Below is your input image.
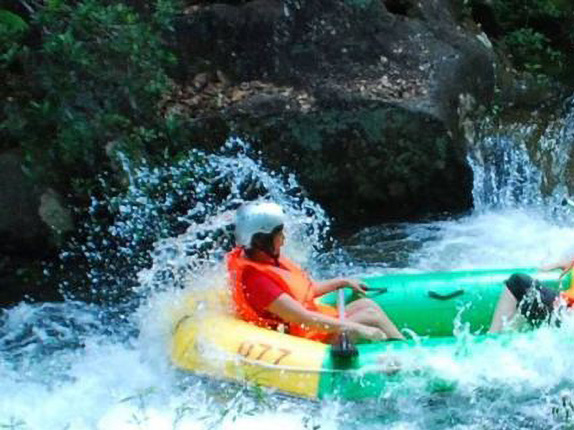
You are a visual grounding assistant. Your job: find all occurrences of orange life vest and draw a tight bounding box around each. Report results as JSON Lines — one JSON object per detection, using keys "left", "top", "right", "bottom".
{"left": 560, "top": 272, "right": 574, "bottom": 306}
{"left": 226, "top": 247, "right": 336, "bottom": 341}
{"left": 561, "top": 289, "right": 574, "bottom": 307}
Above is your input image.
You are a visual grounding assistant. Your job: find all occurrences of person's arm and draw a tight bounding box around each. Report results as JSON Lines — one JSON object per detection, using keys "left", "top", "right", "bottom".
{"left": 540, "top": 257, "right": 574, "bottom": 278}
{"left": 267, "top": 293, "right": 385, "bottom": 341}
{"left": 313, "top": 278, "right": 367, "bottom": 297}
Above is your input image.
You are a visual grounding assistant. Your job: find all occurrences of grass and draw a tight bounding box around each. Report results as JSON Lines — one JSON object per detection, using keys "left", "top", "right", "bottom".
{"left": 552, "top": 390, "right": 574, "bottom": 428}
{"left": 0, "top": 418, "right": 27, "bottom": 430}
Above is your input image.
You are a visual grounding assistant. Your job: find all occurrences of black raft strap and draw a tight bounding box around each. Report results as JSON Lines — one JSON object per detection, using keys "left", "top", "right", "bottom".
{"left": 428, "top": 289, "right": 465, "bottom": 300}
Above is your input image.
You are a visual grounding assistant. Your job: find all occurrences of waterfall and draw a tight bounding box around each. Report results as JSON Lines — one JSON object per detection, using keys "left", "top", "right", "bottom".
{"left": 468, "top": 98, "right": 574, "bottom": 212}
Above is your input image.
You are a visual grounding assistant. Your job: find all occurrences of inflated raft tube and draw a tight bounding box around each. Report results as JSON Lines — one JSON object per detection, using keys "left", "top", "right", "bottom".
{"left": 171, "top": 268, "right": 570, "bottom": 400}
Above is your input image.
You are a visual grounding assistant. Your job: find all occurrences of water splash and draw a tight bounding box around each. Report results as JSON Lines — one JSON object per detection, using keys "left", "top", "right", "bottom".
{"left": 1, "top": 138, "right": 337, "bottom": 430}
{"left": 4, "top": 111, "right": 574, "bottom": 429}
{"left": 0, "top": 301, "right": 109, "bottom": 375}
{"left": 468, "top": 129, "right": 544, "bottom": 210}
{"left": 60, "top": 137, "right": 330, "bottom": 306}
{"left": 468, "top": 99, "right": 574, "bottom": 213}
{"left": 135, "top": 138, "right": 331, "bottom": 301}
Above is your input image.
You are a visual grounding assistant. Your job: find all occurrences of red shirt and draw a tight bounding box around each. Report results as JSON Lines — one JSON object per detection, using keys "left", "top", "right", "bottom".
{"left": 240, "top": 254, "right": 289, "bottom": 324}
{"left": 242, "top": 266, "right": 284, "bottom": 311}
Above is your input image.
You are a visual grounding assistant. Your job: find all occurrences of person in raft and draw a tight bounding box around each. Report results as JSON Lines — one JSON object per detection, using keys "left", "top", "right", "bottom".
{"left": 227, "top": 201, "right": 405, "bottom": 343}
{"left": 488, "top": 257, "right": 574, "bottom": 333}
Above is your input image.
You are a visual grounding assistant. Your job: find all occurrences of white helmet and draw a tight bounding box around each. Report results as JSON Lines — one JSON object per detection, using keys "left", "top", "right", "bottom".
{"left": 235, "top": 202, "right": 286, "bottom": 248}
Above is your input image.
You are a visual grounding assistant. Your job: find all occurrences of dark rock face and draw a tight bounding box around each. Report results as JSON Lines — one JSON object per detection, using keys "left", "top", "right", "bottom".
{"left": 1, "top": 0, "right": 497, "bottom": 304}
{"left": 0, "top": 150, "right": 45, "bottom": 256}
{"left": 234, "top": 103, "right": 472, "bottom": 221}
{"left": 0, "top": 150, "right": 71, "bottom": 305}
{"left": 0, "top": 150, "right": 73, "bottom": 255}
{"left": 170, "top": 0, "right": 495, "bottom": 222}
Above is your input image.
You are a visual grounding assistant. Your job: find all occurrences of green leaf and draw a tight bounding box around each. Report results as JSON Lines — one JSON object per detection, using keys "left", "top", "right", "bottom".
{"left": 47, "top": 0, "right": 64, "bottom": 11}
{"left": 0, "top": 10, "right": 29, "bottom": 34}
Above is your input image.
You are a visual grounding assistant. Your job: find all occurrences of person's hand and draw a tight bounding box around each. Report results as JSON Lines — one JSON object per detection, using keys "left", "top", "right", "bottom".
{"left": 540, "top": 258, "right": 574, "bottom": 278}
{"left": 559, "top": 260, "right": 574, "bottom": 279}
{"left": 340, "top": 279, "right": 367, "bottom": 296}
{"left": 540, "top": 262, "right": 564, "bottom": 271}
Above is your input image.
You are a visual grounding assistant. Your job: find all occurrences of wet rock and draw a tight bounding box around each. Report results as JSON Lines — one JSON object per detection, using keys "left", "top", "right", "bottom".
{"left": 0, "top": 151, "right": 73, "bottom": 253}
{"left": 168, "top": 0, "right": 494, "bottom": 222}
{"left": 501, "top": 74, "right": 568, "bottom": 111}
{"left": 0, "top": 255, "right": 62, "bottom": 306}
{"left": 0, "top": 150, "right": 45, "bottom": 255}
{"left": 39, "top": 189, "right": 74, "bottom": 238}
{"left": 0, "top": 151, "right": 68, "bottom": 305}
{"left": 0, "top": 151, "right": 74, "bottom": 305}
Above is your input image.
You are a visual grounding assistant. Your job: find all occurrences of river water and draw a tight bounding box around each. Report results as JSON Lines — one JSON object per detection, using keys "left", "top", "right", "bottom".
{"left": 2, "top": 103, "right": 574, "bottom": 429}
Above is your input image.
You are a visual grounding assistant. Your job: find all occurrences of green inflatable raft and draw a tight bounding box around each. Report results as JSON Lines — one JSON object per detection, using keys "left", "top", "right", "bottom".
{"left": 172, "top": 267, "right": 570, "bottom": 400}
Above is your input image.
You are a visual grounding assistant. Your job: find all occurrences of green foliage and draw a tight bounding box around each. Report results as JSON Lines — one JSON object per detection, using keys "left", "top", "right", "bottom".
{"left": 0, "top": 9, "right": 28, "bottom": 34}
{"left": 0, "top": 416, "right": 28, "bottom": 430}
{"left": 502, "top": 28, "right": 562, "bottom": 74}
{"left": 483, "top": 0, "right": 574, "bottom": 82}
{"left": 491, "top": 0, "right": 564, "bottom": 24}
{"left": 0, "top": 10, "right": 28, "bottom": 71}
{"left": 552, "top": 391, "right": 574, "bottom": 428}
{"left": 1, "top": 0, "right": 182, "bottom": 191}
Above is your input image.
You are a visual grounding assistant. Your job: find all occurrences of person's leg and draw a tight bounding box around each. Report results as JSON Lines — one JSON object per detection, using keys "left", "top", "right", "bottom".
{"left": 518, "top": 282, "right": 558, "bottom": 326}
{"left": 488, "top": 273, "right": 557, "bottom": 333}
{"left": 488, "top": 285, "right": 518, "bottom": 333}
{"left": 346, "top": 298, "right": 405, "bottom": 340}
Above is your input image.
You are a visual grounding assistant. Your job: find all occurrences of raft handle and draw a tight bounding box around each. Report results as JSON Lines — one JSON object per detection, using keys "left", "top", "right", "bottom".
{"left": 363, "top": 287, "right": 388, "bottom": 296}
{"left": 428, "top": 289, "right": 464, "bottom": 300}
